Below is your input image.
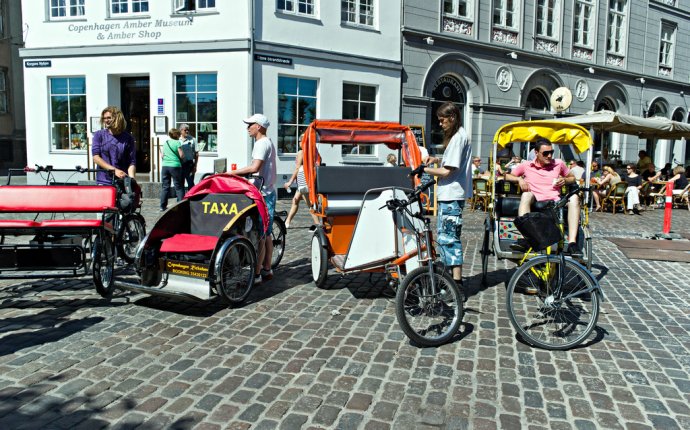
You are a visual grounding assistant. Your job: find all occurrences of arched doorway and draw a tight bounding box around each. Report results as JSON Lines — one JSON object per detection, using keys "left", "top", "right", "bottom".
{"left": 430, "top": 75, "right": 466, "bottom": 153}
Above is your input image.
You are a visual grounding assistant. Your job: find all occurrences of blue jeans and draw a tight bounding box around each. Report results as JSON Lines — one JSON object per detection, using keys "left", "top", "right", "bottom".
{"left": 437, "top": 200, "right": 465, "bottom": 267}
{"left": 160, "top": 166, "right": 184, "bottom": 210}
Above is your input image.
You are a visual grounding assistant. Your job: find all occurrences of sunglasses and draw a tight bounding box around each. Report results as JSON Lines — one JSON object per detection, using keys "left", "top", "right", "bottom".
{"left": 540, "top": 150, "right": 554, "bottom": 157}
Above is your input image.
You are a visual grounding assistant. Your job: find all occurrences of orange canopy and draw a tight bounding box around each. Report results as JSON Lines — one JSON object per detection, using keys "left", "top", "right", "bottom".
{"left": 301, "top": 120, "right": 423, "bottom": 205}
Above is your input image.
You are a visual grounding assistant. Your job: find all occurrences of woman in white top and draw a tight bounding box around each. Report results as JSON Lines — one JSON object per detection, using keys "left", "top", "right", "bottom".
{"left": 284, "top": 148, "right": 319, "bottom": 228}
{"left": 592, "top": 165, "right": 620, "bottom": 211}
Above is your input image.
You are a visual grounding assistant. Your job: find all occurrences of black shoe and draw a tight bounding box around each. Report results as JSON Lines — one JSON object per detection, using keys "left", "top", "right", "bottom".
{"left": 565, "top": 242, "right": 583, "bottom": 257}
{"left": 633, "top": 207, "right": 640, "bottom": 215}
{"left": 510, "top": 238, "right": 530, "bottom": 251}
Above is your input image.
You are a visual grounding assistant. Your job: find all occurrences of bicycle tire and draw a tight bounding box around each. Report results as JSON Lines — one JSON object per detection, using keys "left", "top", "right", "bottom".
{"left": 506, "top": 256, "right": 599, "bottom": 350}
{"left": 117, "top": 214, "right": 146, "bottom": 264}
{"left": 92, "top": 234, "right": 116, "bottom": 298}
{"left": 395, "top": 265, "right": 463, "bottom": 347}
{"left": 216, "top": 237, "right": 257, "bottom": 305}
{"left": 270, "top": 215, "right": 286, "bottom": 269}
{"left": 310, "top": 232, "right": 328, "bottom": 289}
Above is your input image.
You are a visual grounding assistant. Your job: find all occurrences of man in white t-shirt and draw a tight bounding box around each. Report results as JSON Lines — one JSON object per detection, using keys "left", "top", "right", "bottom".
{"left": 230, "top": 113, "right": 277, "bottom": 284}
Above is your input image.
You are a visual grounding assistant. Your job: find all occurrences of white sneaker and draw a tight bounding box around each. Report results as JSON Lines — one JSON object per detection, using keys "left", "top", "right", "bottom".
{"left": 254, "top": 274, "right": 262, "bottom": 285}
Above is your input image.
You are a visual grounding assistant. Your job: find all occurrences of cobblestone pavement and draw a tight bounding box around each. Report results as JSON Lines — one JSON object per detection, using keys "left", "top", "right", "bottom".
{"left": 1, "top": 197, "right": 689, "bottom": 429}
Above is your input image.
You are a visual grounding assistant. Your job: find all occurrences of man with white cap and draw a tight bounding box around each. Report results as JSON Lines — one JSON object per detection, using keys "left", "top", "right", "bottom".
{"left": 231, "top": 113, "right": 277, "bottom": 284}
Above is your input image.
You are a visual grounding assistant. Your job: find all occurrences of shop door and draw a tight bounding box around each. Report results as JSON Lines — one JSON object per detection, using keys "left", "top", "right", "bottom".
{"left": 121, "top": 77, "right": 150, "bottom": 173}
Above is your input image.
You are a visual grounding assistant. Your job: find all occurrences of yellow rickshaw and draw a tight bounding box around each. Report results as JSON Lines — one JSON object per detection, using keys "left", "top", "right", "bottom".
{"left": 480, "top": 120, "right": 594, "bottom": 285}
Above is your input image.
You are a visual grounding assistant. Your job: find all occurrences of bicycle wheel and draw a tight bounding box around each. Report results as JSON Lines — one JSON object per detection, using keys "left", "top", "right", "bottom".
{"left": 270, "top": 215, "right": 286, "bottom": 269}
{"left": 117, "top": 214, "right": 146, "bottom": 264}
{"left": 395, "top": 265, "right": 464, "bottom": 347}
{"left": 92, "top": 234, "right": 116, "bottom": 298}
{"left": 310, "top": 231, "right": 328, "bottom": 289}
{"left": 217, "top": 237, "right": 257, "bottom": 305}
{"left": 506, "top": 256, "right": 599, "bottom": 350}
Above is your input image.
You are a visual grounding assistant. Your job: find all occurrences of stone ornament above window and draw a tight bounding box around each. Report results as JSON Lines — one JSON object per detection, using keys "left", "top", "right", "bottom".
{"left": 443, "top": 17, "right": 473, "bottom": 36}
{"left": 606, "top": 54, "right": 624, "bottom": 67}
{"left": 573, "top": 48, "right": 593, "bottom": 61}
{"left": 575, "top": 79, "right": 589, "bottom": 102}
{"left": 658, "top": 66, "right": 672, "bottom": 77}
{"left": 492, "top": 29, "right": 518, "bottom": 45}
{"left": 495, "top": 66, "right": 513, "bottom": 92}
{"left": 536, "top": 38, "right": 558, "bottom": 54}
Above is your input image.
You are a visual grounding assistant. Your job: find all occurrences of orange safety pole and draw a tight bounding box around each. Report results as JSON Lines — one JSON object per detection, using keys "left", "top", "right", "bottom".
{"left": 663, "top": 181, "right": 674, "bottom": 234}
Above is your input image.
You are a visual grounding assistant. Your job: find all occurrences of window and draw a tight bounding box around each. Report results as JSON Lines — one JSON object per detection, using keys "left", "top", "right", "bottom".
{"left": 443, "top": 0, "right": 472, "bottom": 19}
{"left": 50, "top": 0, "right": 85, "bottom": 19}
{"left": 174, "top": 0, "right": 215, "bottom": 13}
{"left": 659, "top": 22, "right": 676, "bottom": 72}
{"left": 342, "top": 0, "right": 374, "bottom": 27}
{"left": 0, "top": 70, "right": 7, "bottom": 114}
{"left": 0, "top": 0, "right": 4, "bottom": 37}
{"left": 573, "top": 0, "right": 594, "bottom": 47}
{"left": 342, "top": 83, "right": 376, "bottom": 156}
{"left": 49, "top": 77, "right": 87, "bottom": 151}
{"left": 536, "top": 0, "right": 558, "bottom": 39}
{"left": 606, "top": 0, "right": 627, "bottom": 56}
{"left": 278, "top": 0, "right": 315, "bottom": 16}
{"left": 175, "top": 73, "right": 217, "bottom": 152}
{"left": 277, "top": 76, "right": 317, "bottom": 154}
{"left": 493, "top": 0, "right": 519, "bottom": 29}
{"left": 110, "top": 0, "right": 149, "bottom": 15}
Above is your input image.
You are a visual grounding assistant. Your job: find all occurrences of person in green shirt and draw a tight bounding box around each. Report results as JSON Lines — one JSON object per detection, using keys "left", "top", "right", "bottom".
{"left": 160, "top": 128, "right": 185, "bottom": 211}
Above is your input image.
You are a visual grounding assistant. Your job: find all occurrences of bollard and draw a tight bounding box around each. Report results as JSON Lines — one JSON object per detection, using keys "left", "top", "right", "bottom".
{"left": 663, "top": 181, "right": 674, "bottom": 234}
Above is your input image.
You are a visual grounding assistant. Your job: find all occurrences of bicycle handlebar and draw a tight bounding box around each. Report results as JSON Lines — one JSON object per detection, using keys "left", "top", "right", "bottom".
{"left": 383, "top": 179, "right": 436, "bottom": 212}
{"left": 552, "top": 185, "right": 589, "bottom": 209}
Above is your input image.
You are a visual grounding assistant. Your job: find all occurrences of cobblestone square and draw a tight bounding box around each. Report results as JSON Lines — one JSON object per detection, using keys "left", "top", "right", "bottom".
{"left": 0, "top": 198, "right": 689, "bottom": 429}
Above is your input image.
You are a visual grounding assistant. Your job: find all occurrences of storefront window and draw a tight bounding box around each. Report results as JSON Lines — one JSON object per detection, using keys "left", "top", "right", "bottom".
{"left": 277, "top": 76, "right": 317, "bottom": 154}
{"left": 175, "top": 73, "right": 217, "bottom": 152}
{"left": 110, "top": 0, "right": 149, "bottom": 15}
{"left": 174, "top": 0, "right": 215, "bottom": 12}
{"left": 49, "top": 77, "right": 87, "bottom": 151}
{"left": 0, "top": 70, "right": 7, "bottom": 114}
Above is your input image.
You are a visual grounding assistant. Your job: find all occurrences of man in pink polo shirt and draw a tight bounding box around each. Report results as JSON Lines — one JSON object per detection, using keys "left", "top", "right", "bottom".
{"left": 505, "top": 138, "right": 581, "bottom": 255}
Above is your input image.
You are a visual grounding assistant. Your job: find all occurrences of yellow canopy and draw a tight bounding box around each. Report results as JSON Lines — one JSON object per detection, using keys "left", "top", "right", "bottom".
{"left": 493, "top": 120, "right": 593, "bottom": 154}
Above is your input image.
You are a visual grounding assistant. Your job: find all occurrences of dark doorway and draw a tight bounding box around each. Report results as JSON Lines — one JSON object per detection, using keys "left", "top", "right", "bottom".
{"left": 430, "top": 75, "right": 465, "bottom": 156}
{"left": 121, "top": 77, "right": 150, "bottom": 173}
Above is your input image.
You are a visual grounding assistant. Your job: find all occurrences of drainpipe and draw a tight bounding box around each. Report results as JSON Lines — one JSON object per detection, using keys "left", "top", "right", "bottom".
{"left": 247, "top": 0, "right": 255, "bottom": 164}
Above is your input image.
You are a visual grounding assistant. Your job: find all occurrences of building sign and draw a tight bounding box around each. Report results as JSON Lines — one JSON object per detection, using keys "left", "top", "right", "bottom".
{"left": 254, "top": 54, "right": 293, "bottom": 65}
{"left": 157, "top": 98, "right": 164, "bottom": 115}
{"left": 66, "top": 19, "right": 193, "bottom": 42}
{"left": 25, "top": 60, "right": 52, "bottom": 68}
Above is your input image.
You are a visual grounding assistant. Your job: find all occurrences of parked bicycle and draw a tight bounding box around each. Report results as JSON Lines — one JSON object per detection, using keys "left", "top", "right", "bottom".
{"left": 506, "top": 185, "right": 604, "bottom": 350}
{"left": 383, "top": 179, "right": 464, "bottom": 347}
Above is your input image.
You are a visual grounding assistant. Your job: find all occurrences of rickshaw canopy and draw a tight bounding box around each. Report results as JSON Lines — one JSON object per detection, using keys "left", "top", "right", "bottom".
{"left": 301, "top": 120, "right": 423, "bottom": 205}
{"left": 493, "top": 120, "right": 593, "bottom": 154}
{"left": 185, "top": 173, "right": 269, "bottom": 233}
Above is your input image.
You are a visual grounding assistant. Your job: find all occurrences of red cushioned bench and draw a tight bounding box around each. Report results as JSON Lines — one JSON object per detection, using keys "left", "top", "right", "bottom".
{"left": 0, "top": 185, "right": 117, "bottom": 277}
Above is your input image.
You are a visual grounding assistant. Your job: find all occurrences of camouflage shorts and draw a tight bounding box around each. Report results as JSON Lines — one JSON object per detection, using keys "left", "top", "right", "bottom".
{"left": 437, "top": 200, "right": 465, "bottom": 267}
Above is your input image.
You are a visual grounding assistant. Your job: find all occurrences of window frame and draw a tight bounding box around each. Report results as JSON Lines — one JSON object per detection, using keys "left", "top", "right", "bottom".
{"left": 173, "top": 0, "right": 216, "bottom": 13}
{"left": 606, "top": 0, "right": 628, "bottom": 57}
{"left": 572, "top": 0, "right": 595, "bottom": 49}
{"left": 659, "top": 21, "right": 676, "bottom": 69}
{"left": 443, "top": 0, "right": 473, "bottom": 20}
{"left": 49, "top": 76, "right": 87, "bottom": 152}
{"left": 49, "top": 0, "right": 86, "bottom": 20}
{"left": 341, "top": 82, "right": 377, "bottom": 157}
{"left": 535, "top": 0, "right": 560, "bottom": 40}
{"left": 109, "top": 0, "right": 150, "bottom": 16}
{"left": 174, "top": 72, "right": 218, "bottom": 153}
{"left": 277, "top": 0, "right": 317, "bottom": 17}
{"left": 277, "top": 75, "right": 318, "bottom": 155}
{"left": 341, "top": 0, "right": 375, "bottom": 29}
{"left": 492, "top": 0, "right": 520, "bottom": 31}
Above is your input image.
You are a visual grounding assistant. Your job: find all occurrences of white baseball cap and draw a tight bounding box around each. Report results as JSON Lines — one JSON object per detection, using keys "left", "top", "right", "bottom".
{"left": 243, "top": 113, "right": 270, "bottom": 128}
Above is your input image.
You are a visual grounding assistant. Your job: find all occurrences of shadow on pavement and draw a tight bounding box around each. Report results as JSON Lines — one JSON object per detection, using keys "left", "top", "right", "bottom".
{"left": 0, "top": 315, "right": 104, "bottom": 356}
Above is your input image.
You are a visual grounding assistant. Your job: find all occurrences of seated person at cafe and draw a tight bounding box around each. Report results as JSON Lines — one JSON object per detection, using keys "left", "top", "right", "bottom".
{"left": 505, "top": 138, "right": 581, "bottom": 255}
{"left": 568, "top": 160, "right": 585, "bottom": 181}
{"left": 472, "top": 157, "right": 484, "bottom": 177}
{"left": 591, "top": 160, "right": 602, "bottom": 178}
{"left": 660, "top": 163, "right": 673, "bottom": 181}
{"left": 641, "top": 163, "right": 661, "bottom": 182}
{"left": 623, "top": 164, "right": 644, "bottom": 215}
{"left": 592, "top": 165, "right": 621, "bottom": 212}
{"left": 668, "top": 165, "right": 689, "bottom": 195}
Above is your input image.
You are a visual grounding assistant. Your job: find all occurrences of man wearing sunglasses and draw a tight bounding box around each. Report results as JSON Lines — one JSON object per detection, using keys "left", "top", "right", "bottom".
{"left": 505, "top": 137, "right": 581, "bottom": 256}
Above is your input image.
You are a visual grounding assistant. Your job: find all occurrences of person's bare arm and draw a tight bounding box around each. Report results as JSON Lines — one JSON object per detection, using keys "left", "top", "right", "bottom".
{"left": 231, "top": 159, "right": 263, "bottom": 176}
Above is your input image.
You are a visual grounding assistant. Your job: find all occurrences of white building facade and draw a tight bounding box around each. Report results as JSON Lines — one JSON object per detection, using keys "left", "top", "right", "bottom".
{"left": 20, "top": 1, "right": 402, "bottom": 184}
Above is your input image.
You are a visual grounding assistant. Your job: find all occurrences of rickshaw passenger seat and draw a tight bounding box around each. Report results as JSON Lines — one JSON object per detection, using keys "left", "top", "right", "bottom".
{"left": 495, "top": 196, "right": 566, "bottom": 218}
{"left": 315, "top": 166, "right": 413, "bottom": 216}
